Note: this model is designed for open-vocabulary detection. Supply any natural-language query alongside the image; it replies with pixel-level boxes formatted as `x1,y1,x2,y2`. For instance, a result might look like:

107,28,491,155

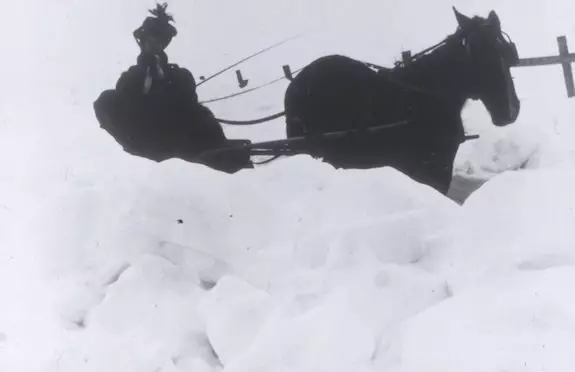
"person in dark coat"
94,3,252,173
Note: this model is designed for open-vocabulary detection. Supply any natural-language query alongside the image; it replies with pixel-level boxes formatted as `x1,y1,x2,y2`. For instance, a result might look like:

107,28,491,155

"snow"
3,0,575,371
394,268,575,372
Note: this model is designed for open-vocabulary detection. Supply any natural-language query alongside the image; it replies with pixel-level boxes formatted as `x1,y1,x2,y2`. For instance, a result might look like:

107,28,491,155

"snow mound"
3,154,462,372
424,169,575,291
394,267,575,372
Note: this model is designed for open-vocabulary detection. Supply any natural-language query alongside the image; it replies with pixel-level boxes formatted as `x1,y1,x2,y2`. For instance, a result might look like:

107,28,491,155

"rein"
208,31,467,127
208,35,461,127
196,34,303,88
209,34,463,126
200,66,305,104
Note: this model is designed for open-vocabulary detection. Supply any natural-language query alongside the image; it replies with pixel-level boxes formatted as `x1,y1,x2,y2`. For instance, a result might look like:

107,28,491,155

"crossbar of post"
514,35,575,97
516,54,575,67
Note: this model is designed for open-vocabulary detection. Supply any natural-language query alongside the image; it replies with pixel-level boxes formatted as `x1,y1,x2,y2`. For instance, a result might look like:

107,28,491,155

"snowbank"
5,152,575,371
393,267,575,372
423,169,575,289
2,155,459,371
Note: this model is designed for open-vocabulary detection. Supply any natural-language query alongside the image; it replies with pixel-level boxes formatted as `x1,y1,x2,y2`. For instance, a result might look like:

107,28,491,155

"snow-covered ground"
2,0,575,371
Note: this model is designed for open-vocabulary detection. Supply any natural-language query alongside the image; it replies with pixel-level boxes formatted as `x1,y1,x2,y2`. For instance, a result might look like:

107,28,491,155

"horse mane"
395,13,491,69
393,32,467,95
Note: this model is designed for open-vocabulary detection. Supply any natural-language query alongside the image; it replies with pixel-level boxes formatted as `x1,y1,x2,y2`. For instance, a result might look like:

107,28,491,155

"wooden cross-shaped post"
514,35,575,97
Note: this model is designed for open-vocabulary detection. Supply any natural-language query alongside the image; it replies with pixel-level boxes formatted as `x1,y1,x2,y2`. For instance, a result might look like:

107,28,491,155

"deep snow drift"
3,158,575,372
2,0,575,371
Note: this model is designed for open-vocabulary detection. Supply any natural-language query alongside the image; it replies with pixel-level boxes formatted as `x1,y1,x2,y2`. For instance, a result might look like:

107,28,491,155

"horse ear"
453,7,472,28
487,10,501,31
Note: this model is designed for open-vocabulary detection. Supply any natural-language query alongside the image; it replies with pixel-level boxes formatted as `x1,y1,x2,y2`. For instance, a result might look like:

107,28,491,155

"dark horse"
284,8,520,194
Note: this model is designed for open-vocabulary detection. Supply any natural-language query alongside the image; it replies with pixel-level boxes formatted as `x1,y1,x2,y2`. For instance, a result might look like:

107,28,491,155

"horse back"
285,55,408,136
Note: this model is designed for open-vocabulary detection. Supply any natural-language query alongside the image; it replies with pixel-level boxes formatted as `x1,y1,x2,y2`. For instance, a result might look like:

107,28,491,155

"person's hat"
133,3,177,50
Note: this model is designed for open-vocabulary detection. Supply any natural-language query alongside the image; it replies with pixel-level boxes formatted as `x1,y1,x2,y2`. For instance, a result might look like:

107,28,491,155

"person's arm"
173,66,199,102
115,65,143,94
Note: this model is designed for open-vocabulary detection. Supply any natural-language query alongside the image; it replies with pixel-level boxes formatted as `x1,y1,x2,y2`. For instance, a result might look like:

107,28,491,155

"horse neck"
399,39,470,109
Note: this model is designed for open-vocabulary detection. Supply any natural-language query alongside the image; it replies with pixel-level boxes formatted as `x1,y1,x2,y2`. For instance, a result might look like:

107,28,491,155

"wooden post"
557,36,575,97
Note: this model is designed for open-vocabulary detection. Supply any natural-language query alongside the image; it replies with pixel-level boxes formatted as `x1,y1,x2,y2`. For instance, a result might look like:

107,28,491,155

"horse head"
453,8,520,126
